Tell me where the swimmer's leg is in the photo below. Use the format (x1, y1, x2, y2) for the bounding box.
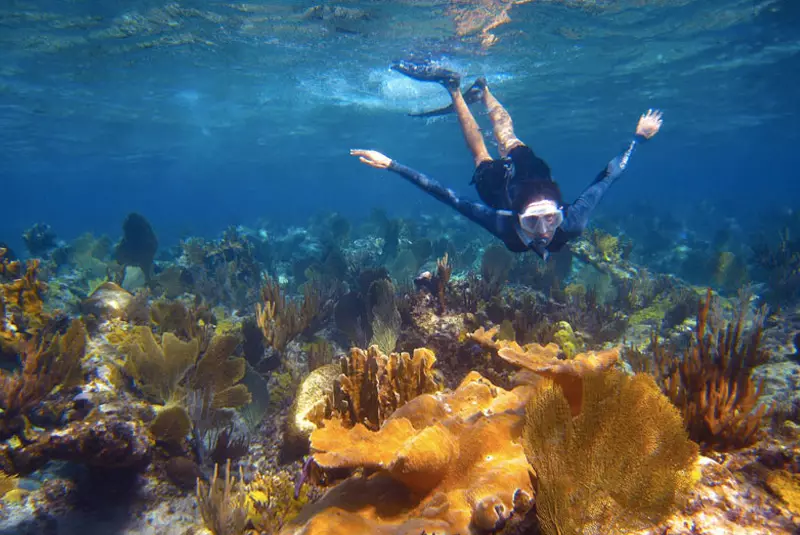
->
(408, 79, 485, 118)
(480, 79, 524, 157)
(449, 83, 492, 167)
(393, 60, 490, 167)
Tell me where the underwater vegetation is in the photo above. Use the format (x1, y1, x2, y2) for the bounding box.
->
(0, 207, 797, 535)
(525, 371, 698, 535)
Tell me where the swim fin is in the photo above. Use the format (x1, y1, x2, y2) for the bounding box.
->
(391, 60, 461, 88)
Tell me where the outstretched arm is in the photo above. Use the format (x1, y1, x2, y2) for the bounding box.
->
(561, 109, 663, 233)
(350, 149, 512, 238)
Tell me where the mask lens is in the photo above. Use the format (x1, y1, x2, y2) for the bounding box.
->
(521, 209, 562, 236)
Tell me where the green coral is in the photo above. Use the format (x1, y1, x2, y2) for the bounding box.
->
(563, 283, 587, 302)
(498, 319, 516, 341)
(589, 229, 621, 262)
(628, 297, 671, 327)
(268, 370, 297, 414)
(552, 321, 581, 358)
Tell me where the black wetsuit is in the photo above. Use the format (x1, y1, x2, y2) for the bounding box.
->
(387, 136, 644, 259)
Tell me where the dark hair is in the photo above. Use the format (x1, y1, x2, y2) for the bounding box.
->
(510, 179, 563, 212)
(505, 149, 561, 211)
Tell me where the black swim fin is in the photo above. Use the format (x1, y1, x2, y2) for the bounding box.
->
(391, 60, 461, 88)
(408, 78, 486, 118)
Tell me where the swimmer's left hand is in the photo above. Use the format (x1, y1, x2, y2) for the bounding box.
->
(350, 149, 392, 169)
(636, 109, 663, 139)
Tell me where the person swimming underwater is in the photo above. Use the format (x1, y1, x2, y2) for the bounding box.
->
(350, 60, 663, 260)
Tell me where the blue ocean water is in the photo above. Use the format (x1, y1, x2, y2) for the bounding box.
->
(1, 0, 798, 253)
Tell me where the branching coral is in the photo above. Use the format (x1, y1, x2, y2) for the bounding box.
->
(436, 253, 452, 313)
(255, 276, 321, 354)
(197, 460, 249, 535)
(655, 289, 771, 451)
(285, 372, 535, 535)
(524, 370, 698, 535)
(326, 345, 441, 430)
(0, 319, 86, 439)
(304, 338, 334, 372)
(1, 256, 49, 356)
(367, 278, 401, 354)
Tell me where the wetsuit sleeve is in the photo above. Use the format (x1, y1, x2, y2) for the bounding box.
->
(561, 135, 644, 233)
(388, 160, 512, 239)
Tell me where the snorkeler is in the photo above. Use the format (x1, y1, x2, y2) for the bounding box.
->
(350, 61, 663, 260)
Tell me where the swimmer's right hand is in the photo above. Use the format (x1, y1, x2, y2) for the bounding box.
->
(350, 149, 392, 170)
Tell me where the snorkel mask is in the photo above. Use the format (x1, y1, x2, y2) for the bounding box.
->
(519, 199, 564, 247)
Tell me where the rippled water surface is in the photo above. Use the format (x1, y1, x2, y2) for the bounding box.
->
(1, 0, 798, 243)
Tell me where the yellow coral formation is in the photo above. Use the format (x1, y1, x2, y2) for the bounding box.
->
(588, 228, 621, 262)
(1, 256, 49, 355)
(469, 326, 619, 414)
(255, 276, 320, 354)
(121, 327, 198, 404)
(150, 403, 193, 443)
(189, 333, 251, 409)
(247, 471, 310, 533)
(0, 471, 17, 498)
(284, 372, 534, 535)
(766, 469, 800, 515)
(525, 371, 698, 535)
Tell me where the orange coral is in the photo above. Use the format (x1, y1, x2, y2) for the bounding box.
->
(285, 372, 535, 535)
(656, 289, 771, 451)
(1, 257, 49, 355)
(469, 326, 619, 414)
(0, 319, 86, 439)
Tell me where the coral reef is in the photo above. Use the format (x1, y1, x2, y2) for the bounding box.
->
(22, 223, 58, 256)
(3, 189, 800, 535)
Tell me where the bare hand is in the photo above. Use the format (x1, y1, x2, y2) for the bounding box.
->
(350, 149, 392, 169)
(636, 109, 663, 139)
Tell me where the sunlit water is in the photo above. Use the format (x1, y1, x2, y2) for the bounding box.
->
(1, 0, 798, 249)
